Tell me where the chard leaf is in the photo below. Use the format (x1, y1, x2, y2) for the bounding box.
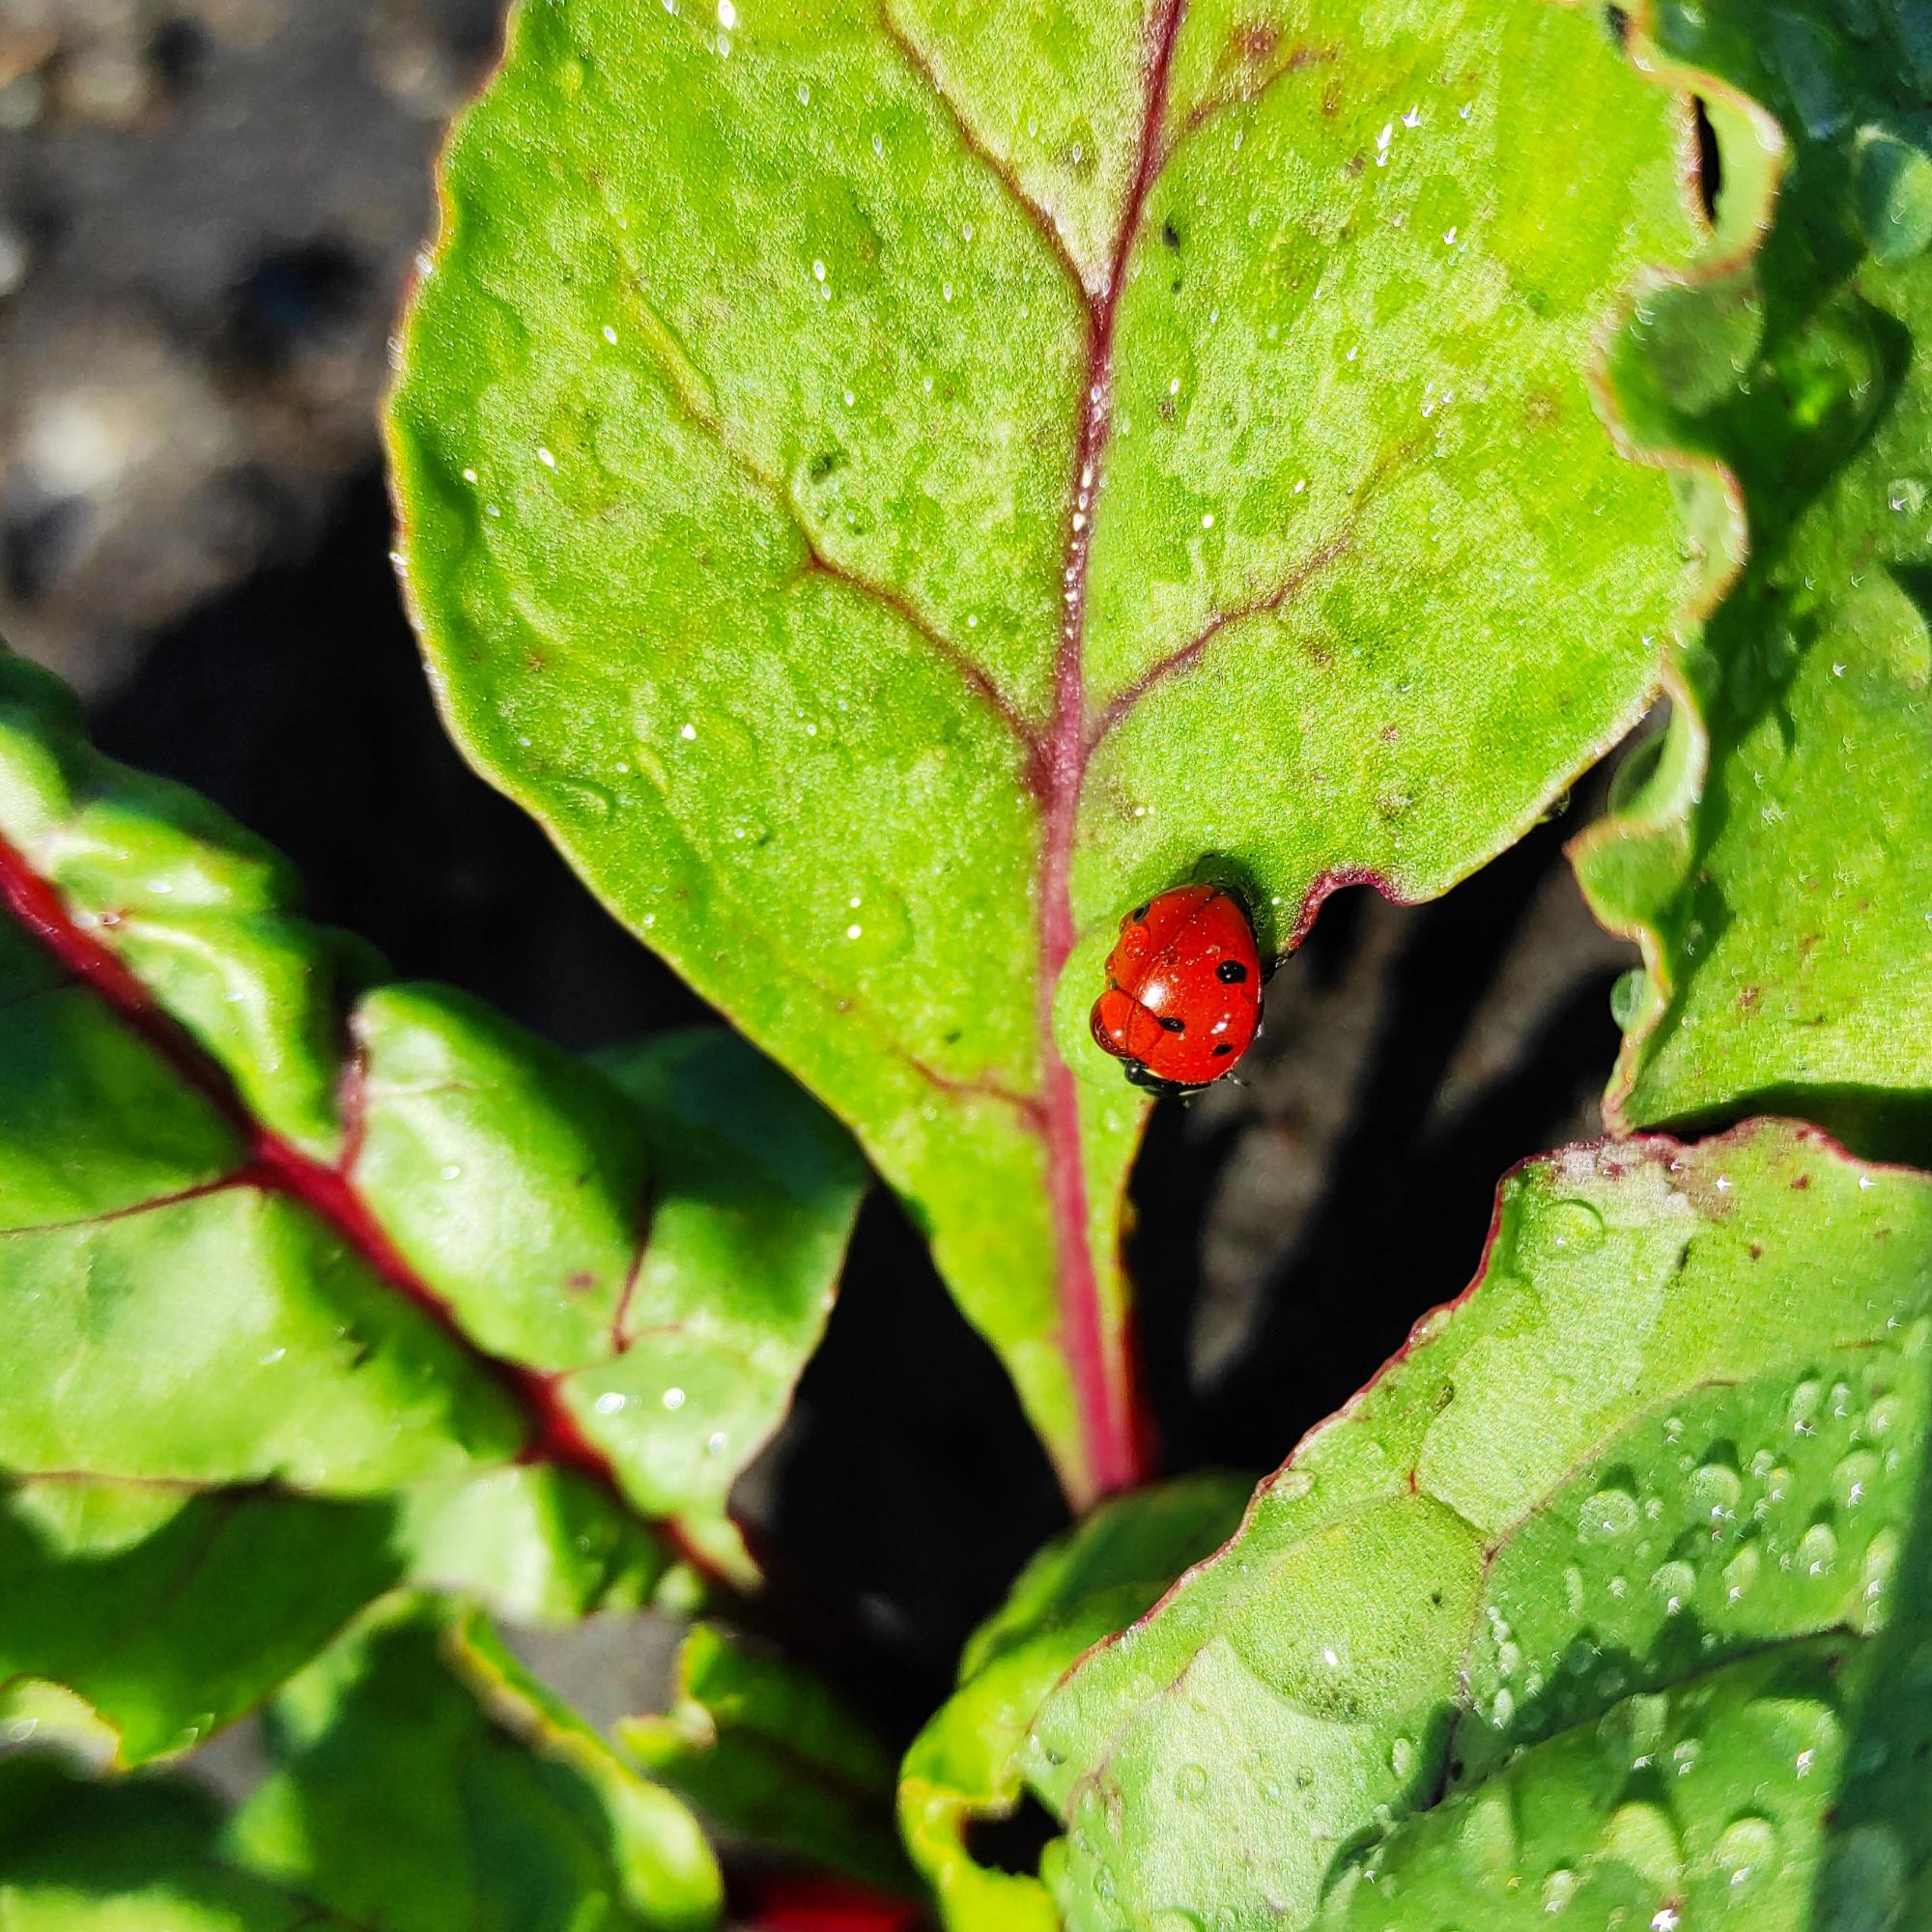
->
(229, 1601, 722, 1932)
(390, 0, 1719, 1501)
(0, 648, 863, 1756)
(0, 1755, 365, 1931)
(1575, 0, 1932, 1162)
(0, 1480, 394, 1768)
(1023, 1122, 1932, 1928)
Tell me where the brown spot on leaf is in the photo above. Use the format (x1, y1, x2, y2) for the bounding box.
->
(1232, 21, 1280, 62)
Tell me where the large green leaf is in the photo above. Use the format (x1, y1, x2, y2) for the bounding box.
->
(1575, 0, 1932, 1162)
(1309, 1631, 1931, 1929)
(0, 648, 864, 1758)
(389, 0, 1722, 1501)
(897, 1471, 1251, 1931)
(1022, 1121, 1932, 1927)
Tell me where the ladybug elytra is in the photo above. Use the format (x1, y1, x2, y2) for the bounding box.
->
(1090, 883, 1264, 1095)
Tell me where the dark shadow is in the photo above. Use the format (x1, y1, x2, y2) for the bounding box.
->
(961, 1793, 1061, 1877)
(1126, 848, 1385, 1472)
(1649, 1086, 1932, 1172)
(87, 469, 711, 1051)
(761, 1187, 1068, 1741)
(1126, 1094, 1248, 1474)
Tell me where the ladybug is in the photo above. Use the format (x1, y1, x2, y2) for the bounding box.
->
(1090, 883, 1264, 1096)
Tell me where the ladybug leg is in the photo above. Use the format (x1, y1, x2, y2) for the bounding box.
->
(1122, 1061, 1203, 1102)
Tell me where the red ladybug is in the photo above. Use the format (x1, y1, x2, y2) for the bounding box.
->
(1090, 883, 1264, 1095)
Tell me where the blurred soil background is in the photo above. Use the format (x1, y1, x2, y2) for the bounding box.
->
(0, 0, 1641, 1799)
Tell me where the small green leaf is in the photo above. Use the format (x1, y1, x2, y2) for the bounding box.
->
(0, 646, 864, 1749)
(621, 1622, 914, 1893)
(227, 1601, 723, 1932)
(898, 1471, 1250, 1930)
(391, 0, 1716, 1501)
(1576, 0, 1932, 1162)
(1022, 1122, 1932, 1927)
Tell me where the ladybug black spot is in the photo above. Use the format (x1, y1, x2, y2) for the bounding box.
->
(1215, 959, 1249, 983)
(1158, 1015, 1186, 1034)
(1211, 1042, 1234, 1058)
(1130, 903, 1150, 923)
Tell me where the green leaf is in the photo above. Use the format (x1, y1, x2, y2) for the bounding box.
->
(0, 646, 864, 1751)
(620, 1622, 914, 1893)
(396, 1464, 668, 1625)
(1308, 1634, 1928, 1930)
(390, 0, 1715, 1501)
(1575, 0, 1932, 1163)
(230, 1601, 723, 1932)
(897, 1471, 1251, 1930)
(1021, 1121, 1932, 1927)
(0, 1755, 366, 1931)
(0, 1605, 731, 1928)
(0, 1478, 396, 1767)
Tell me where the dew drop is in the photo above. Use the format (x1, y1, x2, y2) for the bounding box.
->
(1691, 1459, 1743, 1519)
(1549, 1198, 1605, 1248)
(1581, 1487, 1641, 1542)
(1722, 1541, 1761, 1603)
(1542, 1868, 1579, 1913)
(1788, 1378, 1825, 1435)
(1833, 1449, 1880, 1511)
(1798, 1520, 1838, 1576)
(1887, 475, 1929, 516)
(1650, 1559, 1696, 1614)
(1713, 1814, 1776, 1892)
